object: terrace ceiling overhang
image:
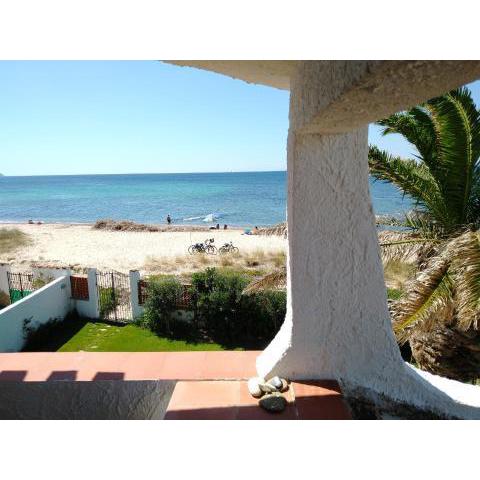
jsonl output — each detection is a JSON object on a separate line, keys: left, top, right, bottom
{"left": 166, "top": 60, "right": 297, "bottom": 90}
{"left": 165, "top": 60, "right": 480, "bottom": 134}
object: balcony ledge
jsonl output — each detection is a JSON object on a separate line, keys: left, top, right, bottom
{"left": 0, "top": 351, "right": 351, "bottom": 419}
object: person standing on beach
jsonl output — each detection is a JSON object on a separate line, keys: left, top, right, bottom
{"left": 166, "top": 214, "right": 171, "bottom": 225}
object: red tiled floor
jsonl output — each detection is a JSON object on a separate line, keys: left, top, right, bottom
{"left": 291, "top": 381, "right": 352, "bottom": 420}
{"left": 165, "top": 379, "right": 351, "bottom": 420}
{"left": 0, "top": 351, "right": 259, "bottom": 382}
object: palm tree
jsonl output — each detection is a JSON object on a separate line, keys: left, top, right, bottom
{"left": 369, "top": 87, "right": 480, "bottom": 382}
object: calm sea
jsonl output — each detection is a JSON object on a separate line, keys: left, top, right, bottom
{"left": 0, "top": 171, "right": 411, "bottom": 227}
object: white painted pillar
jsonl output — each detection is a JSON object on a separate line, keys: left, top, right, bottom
{"left": 257, "top": 127, "right": 405, "bottom": 382}
{"left": 256, "top": 62, "right": 480, "bottom": 418}
{"left": 129, "top": 270, "right": 144, "bottom": 319}
{"left": 80, "top": 268, "right": 99, "bottom": 319}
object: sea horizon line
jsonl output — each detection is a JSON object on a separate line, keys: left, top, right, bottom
{"left": 0, "top": 170, "right": 287, "bottom": 178}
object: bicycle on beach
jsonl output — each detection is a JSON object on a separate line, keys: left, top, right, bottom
{"left": 219, "top": 241, "right": 239, "bottom": 254}
{"left": 188, "top": 238, "right": 217, "bottom": 255}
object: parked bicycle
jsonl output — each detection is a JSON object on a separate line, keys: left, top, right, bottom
{"left": 188, "top": 238, "right": 217, "bottom": 255}
{"left": 219, "top": 241, "right": 239, "bottom": 254}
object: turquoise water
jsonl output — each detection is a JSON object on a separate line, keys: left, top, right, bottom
{"left": 0, "top": 172, "right": 411, "bottom": 227}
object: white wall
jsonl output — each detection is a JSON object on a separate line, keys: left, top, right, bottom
{"left": 0, "top": 276, "right": 72, "bottom": 352}
{"left": 73, "top": 268, "right": 99, "bottom": 319}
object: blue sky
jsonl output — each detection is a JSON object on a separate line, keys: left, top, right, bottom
{"left": 1, "top": 61, "right": 479, "bottom": 176}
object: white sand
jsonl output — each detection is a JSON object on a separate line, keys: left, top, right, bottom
{"left": 0, "top": 223, "right": 287, "bottom": 274}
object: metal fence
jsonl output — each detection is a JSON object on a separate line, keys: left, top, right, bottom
{"left": 137, "top": 280, "right": 193, "bottom": 309}
{"left": 6, "top": 272, "right": 35, "bottom": 304}
{"left": 96, "top": 271, "right": 133, "bottom": 323}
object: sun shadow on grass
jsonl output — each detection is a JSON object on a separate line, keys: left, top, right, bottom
{"left": 22, "top": 313, "right": 90, "bottom": 352}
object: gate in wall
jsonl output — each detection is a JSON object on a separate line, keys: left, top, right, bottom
{"left": 6, "top": 271, "right": 35, "bottom": 304}
{"left": 96, "top": 271, "right": 133, "bottom": 323}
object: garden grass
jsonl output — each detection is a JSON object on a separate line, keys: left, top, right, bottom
{"left": 57, "top": 319, "right": 226, "bottom": 352}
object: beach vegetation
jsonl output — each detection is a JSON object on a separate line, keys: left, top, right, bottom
{"left": 190, "top": 268, "right": 285, "bottom": 348}
{"left": 140, "top": 276, "right": 184, "bottom": 335}
{"left": 143, "top": 248, "right": 287, "bottom": 277}
{"left": 98, "top": 287, "right": 117, "bottom": 317}
{"left": 0, "top": 228, "right": 30, "bottom": 254}
{"left": 369, "top": 86, "right": 480, "bottom": 382}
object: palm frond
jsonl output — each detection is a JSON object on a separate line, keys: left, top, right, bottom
{"left": 426, "top": 88, "right": 480, "bottom": 227}
{"left": 378, "top": 230, "right": 436, "bottom": 264}
{"left": 377, "top": 108, "right": 436, "bottom": 165}
{"left": 391, "top": 242, "right": 455, "bottom": 344}
{"left": 368, "top": 146, "right": 448, "bottom": 222}
{"left": 452, "top": 230, "right": 480, "bottom": 330}
{"left": 242, "top": 267, "right": 287, "bottom": 294}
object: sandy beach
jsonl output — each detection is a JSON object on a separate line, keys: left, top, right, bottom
{"left": 0, "top": 223, "right": 287, "bottom": 275}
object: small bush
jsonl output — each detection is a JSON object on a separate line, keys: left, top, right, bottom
{"left": 191, "top": 268, "right": 285, "bottom": 348}
{"left": 141, "top": 277, "right": 184, "bottom": 335}
{"left": 98, "top": 287, "right": 117, "bottom": 317}
{"left": 32, "top": 275, "right": 54, "bottom": 290}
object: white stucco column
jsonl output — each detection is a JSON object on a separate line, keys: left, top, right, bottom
{"left": 129, "top": 270, "right": 144, "bottom": 319}
{"left": 256, "top": 62, "right": 480, "bottom": 418}
{"left": 82, "top": 268, "right": 99, "bottom": 319}
{"left": 257, "top": 126, "right": 404, "bottom": 382}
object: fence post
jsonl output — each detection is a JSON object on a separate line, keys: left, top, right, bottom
{"left": 0, "top": 264, "right": 11, "bottom": 306}
{"left": 86, "top": 268, "right": 100, "bottom": 319}
{"left": 129, "top": 270, "right": 143, "bottom": 320}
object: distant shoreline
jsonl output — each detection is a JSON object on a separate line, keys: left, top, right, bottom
{"left": 0, "top": 220, "right": 253, "bottom": 231}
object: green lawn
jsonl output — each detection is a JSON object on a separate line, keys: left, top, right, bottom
{"left": 25, "top": 317, "right": 226, "bottom": 352}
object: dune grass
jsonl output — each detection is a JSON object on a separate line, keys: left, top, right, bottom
{"left": 0, "top": 228, "right": 30, "bottom": 255}
{"left": 144, "top": 249, "right": 286, "bottom": 277}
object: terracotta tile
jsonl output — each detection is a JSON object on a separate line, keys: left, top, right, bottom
{"left": 166, "top": 381, "right": 241, "bottom": 410}
{"left": 165, "top": 407, "right": 237, "bottom": 420}
{"left": 200, "top": 351, "right": 259, "bottom": 380}
{"left": 295, "top": 397, "right": 352, "bottom": 420}
{"left": 292, "top": 381, "right": 352, "bottom": 420}
{"left": 120, "top": 353, "right": 168, "bottom": 381}
{"left": 160, "top": 352, "right": 207, "bottom": 379}
{"left": 166, "top": 380, "right": 298, "bottom": 420}
{"left": 292, "top": 380, "right": 343, "bottom": 398}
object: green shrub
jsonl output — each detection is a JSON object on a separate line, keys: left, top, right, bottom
{"left": 98, "top": 287, "right": 117, "bottom": 317}
{"left": 191, "top": 268, "right": 285, "bottom": 348}
{"left": 141, "top": 276, "right": 184, "bottom": 335}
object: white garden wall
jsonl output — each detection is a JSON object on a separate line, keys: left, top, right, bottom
{"left": 73, "top": 268, "right": 99, "bottom": 319}
{"left": 0, "top": 276, "right": 72, "bottom": 352}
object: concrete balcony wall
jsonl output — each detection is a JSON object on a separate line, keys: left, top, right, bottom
{"left": 0, "top": 380, "right": 175, "bottom": 420}
{"left": 0, "top": 276, "right": 72, "bottom": 352}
